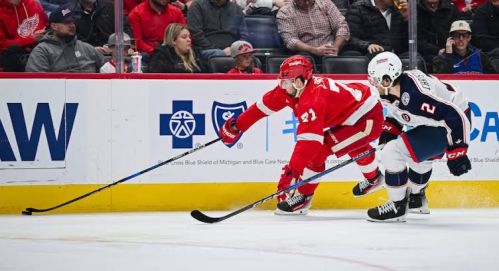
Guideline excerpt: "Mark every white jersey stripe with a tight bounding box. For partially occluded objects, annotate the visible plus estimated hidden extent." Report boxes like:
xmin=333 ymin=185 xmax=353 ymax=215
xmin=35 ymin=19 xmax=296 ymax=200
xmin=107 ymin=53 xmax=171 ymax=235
xmin=297 ymin=133 xmax=324 ymax=143
xmin=256 ymin=100 xmax=276 ymax=116
xmin=331 ymin=120 xmax=373 ymax=153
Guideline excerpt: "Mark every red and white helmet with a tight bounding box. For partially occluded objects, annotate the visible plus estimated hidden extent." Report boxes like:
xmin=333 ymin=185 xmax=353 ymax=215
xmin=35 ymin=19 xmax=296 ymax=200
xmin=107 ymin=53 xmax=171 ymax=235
xmin=278 ymin=55 xmax=313 ymax=81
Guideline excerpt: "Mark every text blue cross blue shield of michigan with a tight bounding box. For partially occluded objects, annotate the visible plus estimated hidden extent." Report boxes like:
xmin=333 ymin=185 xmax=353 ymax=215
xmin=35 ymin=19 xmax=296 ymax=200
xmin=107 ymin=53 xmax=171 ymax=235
xmin=159 ymin=101 xmax=205 ymax=148
xmin=212 ymin=101 xmax=247 ymax=147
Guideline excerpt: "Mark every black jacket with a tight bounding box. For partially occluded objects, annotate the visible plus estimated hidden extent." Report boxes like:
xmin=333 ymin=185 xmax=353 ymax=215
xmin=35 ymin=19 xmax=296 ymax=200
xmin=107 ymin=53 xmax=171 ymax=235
xmin=471 ymin=2 xmax=499 ymax=53
xmin=72 ymin=0 xmax=133 ymax=47
xmin=148 ymin=44 xmax=207 ymax=73
xmin=417 ymin=0 xmax=459 ymax=57
xmin=346 ymin=0 xmax=408 ymax=54
xmin=186 ymin=0 xmax=249 ymax=50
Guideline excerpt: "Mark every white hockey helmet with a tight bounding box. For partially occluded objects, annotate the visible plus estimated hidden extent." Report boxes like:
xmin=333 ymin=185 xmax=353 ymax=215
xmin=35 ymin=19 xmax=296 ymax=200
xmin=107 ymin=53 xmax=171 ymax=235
xmin=367 ymin=52 xmax=402 ymax=89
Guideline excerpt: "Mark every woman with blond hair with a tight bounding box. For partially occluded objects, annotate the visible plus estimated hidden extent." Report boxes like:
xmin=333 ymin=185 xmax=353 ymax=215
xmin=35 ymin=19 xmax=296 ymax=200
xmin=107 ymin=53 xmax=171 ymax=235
xmin=148 ymin=23 xmax=207 ymax=73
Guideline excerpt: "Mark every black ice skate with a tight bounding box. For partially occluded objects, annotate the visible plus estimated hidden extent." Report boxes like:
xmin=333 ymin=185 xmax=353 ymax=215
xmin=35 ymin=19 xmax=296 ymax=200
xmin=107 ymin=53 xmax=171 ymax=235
xmin=352 ymin=171 xmax=384 ymax=197
xmin=367 ymin=197 xmax=408 ymax=222
xmin=275 ymin=193 xmax=313 ymax=215
xmin=409 ymin=190 xmax=430 ymax=214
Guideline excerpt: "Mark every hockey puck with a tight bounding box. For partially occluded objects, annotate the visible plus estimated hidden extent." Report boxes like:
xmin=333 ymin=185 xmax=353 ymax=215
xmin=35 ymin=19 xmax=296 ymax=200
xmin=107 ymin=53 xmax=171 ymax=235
xmin=21 ymin=210 xmax=32 ymax=216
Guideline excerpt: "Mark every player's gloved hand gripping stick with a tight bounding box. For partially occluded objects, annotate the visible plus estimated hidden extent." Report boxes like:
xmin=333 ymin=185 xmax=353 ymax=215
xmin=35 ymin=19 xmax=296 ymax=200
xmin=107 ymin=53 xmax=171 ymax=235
xmin=22 ymin=138 xmax=222 ymax=215
xmin=191 ymin=147 xmax=379 ymax=224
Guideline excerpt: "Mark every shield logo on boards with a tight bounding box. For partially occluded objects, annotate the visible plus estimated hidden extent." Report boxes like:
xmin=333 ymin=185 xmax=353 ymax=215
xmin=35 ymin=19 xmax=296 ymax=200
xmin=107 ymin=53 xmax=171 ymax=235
xmin=212 ymin=101 xmax=247 ymax=147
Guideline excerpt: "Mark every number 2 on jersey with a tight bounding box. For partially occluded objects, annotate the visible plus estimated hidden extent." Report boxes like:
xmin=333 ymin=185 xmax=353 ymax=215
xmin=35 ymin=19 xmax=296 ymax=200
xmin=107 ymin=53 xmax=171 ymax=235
xmin=421 ymin=103 xmax=436 ymax=114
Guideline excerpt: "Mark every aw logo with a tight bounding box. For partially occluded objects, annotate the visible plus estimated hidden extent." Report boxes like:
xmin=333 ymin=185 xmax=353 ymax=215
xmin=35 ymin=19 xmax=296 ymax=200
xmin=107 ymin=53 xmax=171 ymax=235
xmin=0 ymin=103 xmax=78 ymax=166
xmin=160 ymin=100 xmax=205 ymax=148
xmin=212 ymin=101 xmax=247 ymax=147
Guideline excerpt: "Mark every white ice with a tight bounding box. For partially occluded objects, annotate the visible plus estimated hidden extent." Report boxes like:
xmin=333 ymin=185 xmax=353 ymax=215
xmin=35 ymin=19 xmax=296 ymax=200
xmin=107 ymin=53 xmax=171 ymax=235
xmin=1 ymin=209 xmax=498 ymax=271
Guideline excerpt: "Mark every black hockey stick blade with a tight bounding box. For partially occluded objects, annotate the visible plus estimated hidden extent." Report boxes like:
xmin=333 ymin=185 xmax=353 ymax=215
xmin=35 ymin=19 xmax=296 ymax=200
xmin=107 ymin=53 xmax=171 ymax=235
xmin=191 ymin=147 xmax=377 ymax=224
xmin=22 ymin=138 xmax=222 ymax=215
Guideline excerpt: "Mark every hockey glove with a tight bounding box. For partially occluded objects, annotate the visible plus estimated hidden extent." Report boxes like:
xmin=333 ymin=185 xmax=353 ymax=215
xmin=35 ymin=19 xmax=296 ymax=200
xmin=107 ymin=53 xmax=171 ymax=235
xmin=219 ymin=117 xmax=242 ymax=146
xmin=446 ymin=144 xmax=471 ymax=176
xmin=277 ymin=165 xmax=302 ymax=202
xmin=379 ymin=117 xmax=402 ymax=146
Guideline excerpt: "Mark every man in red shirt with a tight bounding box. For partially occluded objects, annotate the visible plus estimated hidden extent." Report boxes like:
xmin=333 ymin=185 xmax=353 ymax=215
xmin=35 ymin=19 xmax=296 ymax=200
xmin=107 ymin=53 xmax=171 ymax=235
xmin=219 ymin=55 xmax=385 ymax=215
xmin=0 ymin=0 xmax=48 ymax=71
xmin=128 ymin=0 xmax=186 ymax=54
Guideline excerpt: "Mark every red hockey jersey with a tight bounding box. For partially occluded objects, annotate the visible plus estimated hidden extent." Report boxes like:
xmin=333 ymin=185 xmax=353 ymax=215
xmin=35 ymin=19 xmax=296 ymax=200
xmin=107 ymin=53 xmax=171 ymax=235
xmin=236 ymin=76 xmax=379 ymax=174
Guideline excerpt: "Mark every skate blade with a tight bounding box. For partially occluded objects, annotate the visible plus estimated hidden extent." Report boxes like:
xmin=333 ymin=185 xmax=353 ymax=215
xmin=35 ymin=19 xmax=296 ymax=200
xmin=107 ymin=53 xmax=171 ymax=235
xmin=409 ymin=208 xmax=430 ymax=214
xmin=274 ymin=208 xmax=308 ymax=216
xmin=367 ymin=216 xmax=407 ymax=223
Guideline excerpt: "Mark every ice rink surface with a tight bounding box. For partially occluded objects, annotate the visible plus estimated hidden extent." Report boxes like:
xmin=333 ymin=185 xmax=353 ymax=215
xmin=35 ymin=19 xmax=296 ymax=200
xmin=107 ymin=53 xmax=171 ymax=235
xmin=1 ymin=209 xmax=498 ymax=271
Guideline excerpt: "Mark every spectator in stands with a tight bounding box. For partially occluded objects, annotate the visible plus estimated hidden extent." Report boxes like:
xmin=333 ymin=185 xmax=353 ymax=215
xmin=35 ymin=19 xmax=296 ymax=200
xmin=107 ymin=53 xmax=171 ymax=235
xmin=345 ymin=0 xmax=408 ymax=59
xmin=451 ymin=0 xmax=486 ymax=19
xmin=0 ymin=0 xmax=48 ymax=71
xmin=417 ymin=0 xmax=459 ymax=72
xmin=25 ymin=6 xmax=104 ymax=72
xmin=234 ymin=0 xmax=289 ymax=15
xmin=128 ymin=0 xmax=186 ymax=54
xmin=227 ymin=40 xmax=263 ymax=73
xmin=72 ymin=0 xmax=133 ymax=55
xmin=124 ymin=0 xmax=143 ymax=15
xmin=100 ymin=32 xmax=134 ymax=73
xmin=276 ymin=0 xmax=350 ymax=59
xmin=471 ymin=0 xmax=499 ymax=59
xmin=433 ymin=20 xmax=496 ymax=73
xmin=39 ymin=0 xmax=76 ymax=16
xmin=187 ymin=0 xmax=249 ymax=60
xmin=147 ymin=23 xmax=207 ymax=73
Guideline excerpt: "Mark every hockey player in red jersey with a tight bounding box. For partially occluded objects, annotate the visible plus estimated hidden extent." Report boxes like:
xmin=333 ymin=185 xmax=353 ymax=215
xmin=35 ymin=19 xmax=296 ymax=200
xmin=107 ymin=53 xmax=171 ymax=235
xmin=219 ymin=55 xmax=385 ymax=215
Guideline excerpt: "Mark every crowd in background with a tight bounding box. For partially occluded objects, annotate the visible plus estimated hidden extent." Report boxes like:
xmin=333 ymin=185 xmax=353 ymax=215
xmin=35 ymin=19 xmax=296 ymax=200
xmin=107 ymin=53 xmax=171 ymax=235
xmin=0 ymin=0 xmax=498 ymax=74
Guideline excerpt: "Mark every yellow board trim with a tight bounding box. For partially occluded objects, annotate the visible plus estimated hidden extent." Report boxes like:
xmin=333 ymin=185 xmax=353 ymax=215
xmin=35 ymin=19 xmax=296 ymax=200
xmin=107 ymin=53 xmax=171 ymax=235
xmin=1 ymin=181 xmax=498 ymax=214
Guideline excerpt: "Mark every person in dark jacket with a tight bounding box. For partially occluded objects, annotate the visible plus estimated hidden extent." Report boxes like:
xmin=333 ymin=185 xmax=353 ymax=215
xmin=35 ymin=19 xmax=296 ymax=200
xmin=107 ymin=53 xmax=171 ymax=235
xmin=433 ymin=20 xmax=496 ymax=73
xmin=186 ymin=0 xmax=249 ymax=60
xmin=471 ymin=0 xmax=499 ymax=59
xmin=72 ymin=0 xmax=133 ymax=55
xmin=417 ymin=0 xmax=459 ymax=72
xmin=345 ymin=0 xmax=408 ymax=58
xmin=148 ymin=23 xmax=206 ymax=73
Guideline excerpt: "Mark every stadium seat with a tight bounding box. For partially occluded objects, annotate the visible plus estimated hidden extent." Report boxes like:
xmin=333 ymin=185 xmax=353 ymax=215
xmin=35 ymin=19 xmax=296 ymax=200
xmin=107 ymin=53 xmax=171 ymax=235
xmin=400 ymin=56 xmax=427 ymax=73
xmin=265 ymin=55 xmax=317 ymax=74
xmin=322 ymin=56 xmax=369 ymax=74
xmin=208 ymin=56 xmax=262 ymax=73
xmin=491 ymin=59 xmax=499 ymax=74
xmin=245 ymin=15 xmax=284 ymax=49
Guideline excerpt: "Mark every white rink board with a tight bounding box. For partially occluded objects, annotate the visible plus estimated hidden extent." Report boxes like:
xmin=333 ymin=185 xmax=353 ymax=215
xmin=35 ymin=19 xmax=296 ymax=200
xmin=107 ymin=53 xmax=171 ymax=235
xmin=0 ymin=78 xmax=497 ymax=184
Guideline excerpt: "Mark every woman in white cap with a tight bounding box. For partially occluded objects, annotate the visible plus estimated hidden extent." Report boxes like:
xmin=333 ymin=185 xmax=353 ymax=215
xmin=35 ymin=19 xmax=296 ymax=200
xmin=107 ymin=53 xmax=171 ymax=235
xmin=227 ymin=40 xmax=263 ymax=74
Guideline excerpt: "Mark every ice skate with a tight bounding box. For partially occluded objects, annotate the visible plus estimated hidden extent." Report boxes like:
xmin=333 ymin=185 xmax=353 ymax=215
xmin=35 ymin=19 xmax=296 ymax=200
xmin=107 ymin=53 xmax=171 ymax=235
xmin=353 ymin=171 xmax=384 ymax=197
xmin=275 ymin=192 xmax=313 ymax=215
xmin=367 ymin=197 xmax=408 ymax=222
xmin=409 ymin=190 xmax=430 ymax=214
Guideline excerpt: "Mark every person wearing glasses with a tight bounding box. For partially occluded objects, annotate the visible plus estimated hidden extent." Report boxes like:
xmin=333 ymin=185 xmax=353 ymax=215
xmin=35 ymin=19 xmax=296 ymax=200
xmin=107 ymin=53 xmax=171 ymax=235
xmin=433 ymin=20 xmax=496 ymax=73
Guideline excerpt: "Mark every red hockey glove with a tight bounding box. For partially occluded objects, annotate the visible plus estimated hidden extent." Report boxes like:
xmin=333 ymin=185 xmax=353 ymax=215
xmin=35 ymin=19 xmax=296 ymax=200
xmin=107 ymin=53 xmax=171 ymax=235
xmin=378 ymin=117 xmax=402 ymax=146
xmin=446 ymin=144 xmax=471 ymax=176
xmin=219 ymin=117 xmax=241 ymax=146
xmin=277 ymin=165 xmax=302 ymax=202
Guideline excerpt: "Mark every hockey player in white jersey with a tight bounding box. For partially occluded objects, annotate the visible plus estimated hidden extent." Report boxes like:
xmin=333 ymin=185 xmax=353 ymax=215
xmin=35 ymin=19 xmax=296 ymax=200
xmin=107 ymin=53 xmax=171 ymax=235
xmin=359 ymin=52 xmax=472 ymax=222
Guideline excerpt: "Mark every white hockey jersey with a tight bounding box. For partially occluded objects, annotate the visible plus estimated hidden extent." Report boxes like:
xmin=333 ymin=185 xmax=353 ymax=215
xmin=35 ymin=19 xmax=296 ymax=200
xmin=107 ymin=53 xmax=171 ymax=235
xmin=382 ymin=70 xmax=470 ymax=146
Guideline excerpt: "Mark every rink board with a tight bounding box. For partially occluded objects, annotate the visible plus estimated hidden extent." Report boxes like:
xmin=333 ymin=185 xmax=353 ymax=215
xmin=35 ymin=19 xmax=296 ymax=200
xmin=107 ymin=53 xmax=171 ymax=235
xmin=0 ymin=74 xmax=498 ymax=214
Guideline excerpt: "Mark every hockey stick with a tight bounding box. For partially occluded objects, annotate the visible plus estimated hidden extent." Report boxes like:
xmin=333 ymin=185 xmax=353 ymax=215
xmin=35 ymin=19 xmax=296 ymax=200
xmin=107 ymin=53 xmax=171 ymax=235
xmin=191 ymin=147 xmax=377 ymax=223
xmin=22 ymin=138 xmax=222 ymax=215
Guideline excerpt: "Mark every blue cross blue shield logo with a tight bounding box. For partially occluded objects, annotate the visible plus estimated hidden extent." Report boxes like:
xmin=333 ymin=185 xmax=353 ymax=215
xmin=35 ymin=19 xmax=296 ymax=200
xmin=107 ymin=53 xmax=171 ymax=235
xmin=160 ymin=100 xmax=205 ymax=148
xmin=212 ymin=101 xmax=247 ymax=147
